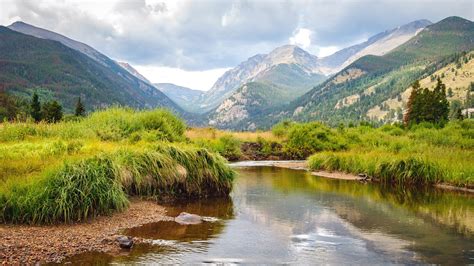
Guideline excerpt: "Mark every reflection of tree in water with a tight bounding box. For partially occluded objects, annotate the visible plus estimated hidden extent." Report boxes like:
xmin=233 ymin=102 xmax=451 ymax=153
xmin=256 ymin=167 xmax=474 ymax=264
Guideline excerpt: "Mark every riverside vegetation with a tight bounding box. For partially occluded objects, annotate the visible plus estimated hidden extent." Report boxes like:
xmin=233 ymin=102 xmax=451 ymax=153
xmin=1 ymin=80 xmax=472 ymax=225
xmin=0 ymin=108 xmax=234 ymax=224
xmin=188 ymin=119 xmax=473 ymax=188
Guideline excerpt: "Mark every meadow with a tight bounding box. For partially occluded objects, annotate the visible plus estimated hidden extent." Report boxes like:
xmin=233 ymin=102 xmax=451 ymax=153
xmin=0 ymin=108 xmax=234 ymax=224
xmin=188 ymin=120 xmax=474 ymax=187
xmin=1 ymin=107 xmax=472 ymax=224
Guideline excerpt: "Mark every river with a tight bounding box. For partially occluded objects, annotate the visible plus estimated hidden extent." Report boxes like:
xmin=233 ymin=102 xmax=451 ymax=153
xmin=66 ymin=164 xmax=474 ymax=264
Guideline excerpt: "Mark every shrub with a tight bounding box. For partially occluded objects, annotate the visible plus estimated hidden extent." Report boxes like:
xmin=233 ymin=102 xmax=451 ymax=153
xmin=284 ymin=122 xmax=347 ymax=158
xmin=271 ymin=120 xmax=295 ymax=138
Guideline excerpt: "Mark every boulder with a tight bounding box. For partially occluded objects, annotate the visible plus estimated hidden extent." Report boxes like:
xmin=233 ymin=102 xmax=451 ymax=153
xmin=116 ymin=236 xmax=133 ymax=249
xmin=175 ymin=212 xmax=203 ymax=225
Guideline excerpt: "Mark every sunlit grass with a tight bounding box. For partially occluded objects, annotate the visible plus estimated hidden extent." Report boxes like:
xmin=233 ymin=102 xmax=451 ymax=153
xmin=0 ymin=108 xmax=234 ymax=224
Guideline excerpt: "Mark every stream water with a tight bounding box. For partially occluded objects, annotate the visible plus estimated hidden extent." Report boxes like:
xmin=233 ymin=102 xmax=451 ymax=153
xmin=66 ymin=164 xmax=474 ymax=264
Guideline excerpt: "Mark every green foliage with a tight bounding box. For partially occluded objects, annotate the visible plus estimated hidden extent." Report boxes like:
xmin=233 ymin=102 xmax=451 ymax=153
xmin=88 ymin=108 xmax=186 ymax=142
xmin=0 ymin=107 xmax=186 ymax=142
xmin=308 ymin=119 xmax=474 ymax=187
xmin=0 ymin=26 xmax=180 ymax=113
xmin=41 ymin=100 xmax=63 ymax=123
xmin=405 ymin=78 xmax=449 ymax=126
xmin=0 ymin=92 xmax=28 ymax=121
xmin=30 ymin=93 xmax=42 ymax=122
xmin=0 ymin=107 xmax=234 ymax=224
xmin=74 ymin=97 xmax=86 ymax=117
xmin=194 ymin=135 xmax=242 ymax=161
xmin=284 ymin=122 xmax=347 ymax=158
xmin=0 ymin=145 xmax=234 ymax=224
xmin=271 ymin=120 xmax=295 ymax=137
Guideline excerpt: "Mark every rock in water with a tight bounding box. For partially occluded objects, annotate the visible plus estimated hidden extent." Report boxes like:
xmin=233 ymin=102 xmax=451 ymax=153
xmin=117 ymin=236 xmax=134 ymax=249
xmin=175 ymin=212 xmax=203 ymax=225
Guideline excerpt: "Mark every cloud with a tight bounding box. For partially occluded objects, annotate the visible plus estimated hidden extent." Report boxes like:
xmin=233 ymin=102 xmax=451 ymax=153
xmin=134 ymin=65 xmax=230 ymax=91
xmin=1 ymin=0 xmax=473 ymax=72
xmin=290 ymin=28 xmax=312 ymax=49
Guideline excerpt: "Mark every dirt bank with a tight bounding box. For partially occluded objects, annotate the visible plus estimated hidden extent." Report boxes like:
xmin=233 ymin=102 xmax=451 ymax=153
xmin=0 ymin=199 xmax=171 ymax=264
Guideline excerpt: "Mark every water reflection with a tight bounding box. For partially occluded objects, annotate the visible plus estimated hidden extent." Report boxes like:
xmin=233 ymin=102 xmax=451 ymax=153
xmin=66 ymin=166 xmax=474 ymax=264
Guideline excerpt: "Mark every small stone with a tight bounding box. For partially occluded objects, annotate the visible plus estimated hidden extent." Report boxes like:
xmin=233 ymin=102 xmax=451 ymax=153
xmin=174 ymin=212 xmax=203 ymax=225
xmin=116 ymin=236 xmax=133 ymax=249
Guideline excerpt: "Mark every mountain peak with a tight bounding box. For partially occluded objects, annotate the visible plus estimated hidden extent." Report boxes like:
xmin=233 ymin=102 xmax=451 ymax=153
xmin=9 ymin=21 xmax=28 ymax=27
xmin=264 ymin=44 xmax=319 ymax=71
xmin=428 ymin=16 xmax=473 ymax=31
xmin=269 ymin=44 xmax=310 ymax=57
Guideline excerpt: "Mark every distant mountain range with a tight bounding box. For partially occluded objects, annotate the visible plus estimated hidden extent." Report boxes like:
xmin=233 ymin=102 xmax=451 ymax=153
xmin=2 ymin=17 xmax=472 ymax=130
xmin=2 ymin=21 xmax=181 ymax=112
xmin=154 ymin=83 xmax=204 ymax=113
xmin=200 ymin=19 xmax=436 ymax=128
xmin=318 ymin=19 xmax=432 ymax=74
xmin=233 ymin=16 xmax=474 ymax=129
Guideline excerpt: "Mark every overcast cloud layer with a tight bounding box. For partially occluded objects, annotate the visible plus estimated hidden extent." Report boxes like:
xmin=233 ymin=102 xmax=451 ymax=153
xmin=1 ymin=0 xmax=473 ymax=89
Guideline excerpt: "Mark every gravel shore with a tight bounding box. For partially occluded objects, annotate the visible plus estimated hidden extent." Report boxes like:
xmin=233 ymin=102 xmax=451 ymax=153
xmin=0 ymin=199 xmax=170 ymax=264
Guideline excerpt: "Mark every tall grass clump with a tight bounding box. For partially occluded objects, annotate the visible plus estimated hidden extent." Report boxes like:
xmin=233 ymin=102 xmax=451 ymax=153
xmin=309 ymin=152 xmax=452 ymax=186
xmin=1 ymin=156 xmax=128 ymax=224
xmin=0 ymin=144 xmax=234 ymax=224
xmin=86 ymin=107 xmax=186 ymax=142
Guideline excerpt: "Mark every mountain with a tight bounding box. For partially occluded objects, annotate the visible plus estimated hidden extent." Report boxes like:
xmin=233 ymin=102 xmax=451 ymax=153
xmin=8 ymin=21 xmax=110 ymax=66
xmin=200 ymin=45 xmax=326 ymax=111
xmin=318 ymin=19 xmax=432 ymax=75
xmin=117 ymin=61 xmax=152 ymax=84
xmin=237 ymin=16 xmax=474 ymax=129
xmin=154 ymin=83 xmax=204 ymax=113
xmin=208 ymin=82 xmax=295 ymax=129
xmin=0 ymin=25 xmax=181 ymax=112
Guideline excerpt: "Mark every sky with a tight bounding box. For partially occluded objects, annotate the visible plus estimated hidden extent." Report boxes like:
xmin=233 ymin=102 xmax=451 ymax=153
xmin=1 ymin=0 xmax=473 ymax=90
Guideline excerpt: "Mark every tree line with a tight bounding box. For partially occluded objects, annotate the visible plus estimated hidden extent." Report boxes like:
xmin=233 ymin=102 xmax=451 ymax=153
xmin=404 ymin=78 xmax=457 ymax=126
xmin=29 ymin=92 xmax=86 ymax=123
xmin=0 ymin=92 xmax=88 ymax=122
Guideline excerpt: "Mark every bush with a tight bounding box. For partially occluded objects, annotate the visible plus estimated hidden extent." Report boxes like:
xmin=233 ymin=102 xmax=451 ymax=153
xmin=271 ymin=120 xmax=295 ymax=137
xmin=284 ymin=122 xmax=347 ymax=158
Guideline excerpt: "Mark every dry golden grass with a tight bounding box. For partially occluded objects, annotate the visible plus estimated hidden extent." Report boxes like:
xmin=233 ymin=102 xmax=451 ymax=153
xmin=186 ymin=127 xmax=281 ymax=142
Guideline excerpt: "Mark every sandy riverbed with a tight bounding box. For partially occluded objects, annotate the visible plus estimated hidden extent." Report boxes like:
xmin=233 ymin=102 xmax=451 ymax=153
xmin=0 ymin=199 xmax=171 ymax=264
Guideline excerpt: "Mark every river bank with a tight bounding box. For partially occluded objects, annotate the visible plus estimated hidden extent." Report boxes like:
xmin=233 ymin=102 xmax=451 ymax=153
xmin=0 ymin=200 xmax=171 ymax=264
xmin=231 ymin=160 xmax=474 ymax=193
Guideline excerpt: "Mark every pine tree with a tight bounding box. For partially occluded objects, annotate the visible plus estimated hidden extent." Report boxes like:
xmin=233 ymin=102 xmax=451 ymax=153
xmin=74 ymin=97 xmax=86 ymax=117
xmin=42 ymin=100 xmax=63 ymax=123
xmin=404 ymin=78 xmax=449 ymax=126
xmin=30 ymin=93 xmax=42 ymax=122
xmin=433 ymin=77 xmax=449 ymax=124
xmin=404 ymin=80 xmax=421 ymax=125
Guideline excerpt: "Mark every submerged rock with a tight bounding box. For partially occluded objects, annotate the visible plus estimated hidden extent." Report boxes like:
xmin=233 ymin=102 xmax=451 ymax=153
xmin=116 ymin=236 xmax=134 ymax=249
xmin=175 ymin=212 xmax=203 ymax=225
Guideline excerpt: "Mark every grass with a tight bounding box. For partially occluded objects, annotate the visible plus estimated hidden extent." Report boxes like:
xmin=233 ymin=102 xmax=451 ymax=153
xmin=308 ymin=120 xmax=474 ymax=187
xmin=0 ymin=108 xmax=234 ymax=224
xmin=186 ymin=120 xmax=473 ymax=188
xmin=186 ymin=127 xmax=281 ymax=142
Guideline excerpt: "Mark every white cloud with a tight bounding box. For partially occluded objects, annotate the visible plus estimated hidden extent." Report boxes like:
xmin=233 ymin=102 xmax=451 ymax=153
xmin=289 ymin=28 xmax=312 ymax=49
xmin=133 ymin=65 xmax=230 ymax=91
xmin=317 ymin=46 xmax=341 ymax=57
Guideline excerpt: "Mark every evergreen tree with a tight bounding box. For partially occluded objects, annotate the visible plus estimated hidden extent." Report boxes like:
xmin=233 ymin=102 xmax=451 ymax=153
xmin=42 ymin=101 xmax=63 ymax=123
xmin=30 ymin=92 xmax=42 ymax=122
xmin=74 ymin=97 xmax=86 ymax=117
xmin=447 ymin=88 xmax=453 ymax=97
xmin=404 ymin=80 xmax=421 ymax=125
xmin=433 ymin=77 xmax=449 ymax=124
xmin=404 ymin=78 xmax=449 ymax=126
